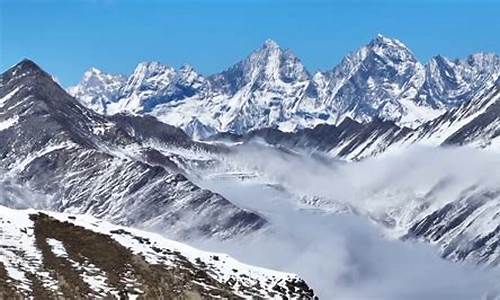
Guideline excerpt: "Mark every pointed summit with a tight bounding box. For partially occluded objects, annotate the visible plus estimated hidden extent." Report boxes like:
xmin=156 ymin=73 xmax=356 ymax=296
xmin=373 ymin=33 xmax=392 ymax=43
xmin=368 ymin=34 xmax=410 ymax=50
xmin=86 ymin=67 xmax=104 ymax=75
xmin=262 ymin=38 xmax=280 ymax=49
xmin=134 ymin=60 xmax=168 ymax=70
xmin=178 ymin=64 xmax=200 ymax=80
xmin=3 ymin=58 xmax=47 ymax=80
xmin=14 ymin=58 xmax=41 ymax=70
xmin=68 ymin=67 xmax=127 ymax=114
xmin=210 ymin=37 xmax=309 ymax=95
xmin=364 ymin=34 xmax=418 ymax=64
xmin=122 ymin=61 xmax=176 ymax=96
xmin=0 ymin=58 xmax=105 ymax=132
xmin=1 ymin=59 xmax=58 ymax=93
xmin=179 ymin=64 xmax=196 ymax=73
xmin=177 ymin=64 xmax=206 ymax=86
xmin=129 ymin=61 xmax=175 ymax=81
xmin=82 ymin=67 xmax=106 ymax=81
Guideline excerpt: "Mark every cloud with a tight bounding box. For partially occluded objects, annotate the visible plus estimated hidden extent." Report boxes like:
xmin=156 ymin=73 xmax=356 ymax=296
xmin=189 ymin=144 xmax=500 ymax=299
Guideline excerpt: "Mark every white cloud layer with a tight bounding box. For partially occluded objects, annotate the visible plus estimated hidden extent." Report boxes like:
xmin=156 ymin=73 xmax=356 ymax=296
xmin=190 ymin=144 xmax=500 ymax=299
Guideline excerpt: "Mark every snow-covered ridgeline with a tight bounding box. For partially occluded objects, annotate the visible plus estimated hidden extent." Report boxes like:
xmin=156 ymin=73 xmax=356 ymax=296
xmin=68 ymin=35 xmax=500 ymax=137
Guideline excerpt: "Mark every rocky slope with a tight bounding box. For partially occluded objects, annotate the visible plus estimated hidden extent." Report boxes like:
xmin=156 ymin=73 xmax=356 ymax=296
xmin=0 ymin=59 xmax=266 ymax=240
xmin=0 ymin=205 xmax=315 ymax=299
xmin=69 ymin=35 xmax=500 ymax=137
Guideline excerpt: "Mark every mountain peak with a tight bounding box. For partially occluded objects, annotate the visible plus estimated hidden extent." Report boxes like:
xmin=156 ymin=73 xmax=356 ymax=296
xmin=75 ymin=67 xmax=125 ymax=88
xmin=86 ymin=67 xmax=103 ymax=74
xmin=126 ymin=61 xmax=176 ymax=87
xmin=82 ymin=67 xmax=106 ymax=81
xmin=430 ymin=54 xmax=453 ymax=65
xmin=179 ymin=63 xmax=195 ymax=72
xmin=15 ymin=58 xmax=40 ymax=69
xmin=369 ymin=34 xmax=409 ymax=50
xmin=1 ymin=59 xmax=55 ymax=90
xmin=374 ymin=33 xmax=390 ymax=41
xmin=262 ymin=38 xmax=280 ymax=49
xmin=134 ymin=61 xmax=171 ymax=72
xmin=363 ymin=34 xmax=418 ymax=64
xmin=6 ymin=59 xmax=46 ymax=78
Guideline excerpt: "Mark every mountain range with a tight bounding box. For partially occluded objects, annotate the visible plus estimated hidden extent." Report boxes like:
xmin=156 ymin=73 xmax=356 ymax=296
xmin=2 ymin=34 xmax=500 ymax=298
xmin=69 ymin=35 xmax=500 ymax=139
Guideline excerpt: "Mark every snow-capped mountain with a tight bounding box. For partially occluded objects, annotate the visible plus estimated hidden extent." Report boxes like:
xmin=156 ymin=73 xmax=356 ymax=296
xmin=68 ymin=62 xmax=211 ymax=117
xmin=109 ymin=61 xmax=212 ymax=115
xmin=229 ymin=75 xmax=500 ymax=160
xmin=417 ymin=53 xmax=500 ymax=107
xmin=69 ymin=35 xmax=500 ymax=137
xmin=315 ymin=34 xmax=433 ymax=126
xmin=110 ymin=38 xmax=313 ymax=137
xmin=198 ymin=38 xmax=311 ymax=133
xmin=0 ymin=59 xmax=266 ymax=240
xmin=67 ymin=67 xmax=126 ymax=114
xmin=0 ymin=205 xmax=314 ymax=298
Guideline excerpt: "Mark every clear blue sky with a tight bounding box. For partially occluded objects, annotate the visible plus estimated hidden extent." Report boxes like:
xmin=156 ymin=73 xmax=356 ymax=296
xmin=1 ymin=0 xmax=499 ymax=86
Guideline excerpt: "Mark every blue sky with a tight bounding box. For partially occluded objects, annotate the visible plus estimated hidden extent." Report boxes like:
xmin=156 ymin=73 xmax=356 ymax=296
xmin=1 ymin=0 xmax=499 ymax=86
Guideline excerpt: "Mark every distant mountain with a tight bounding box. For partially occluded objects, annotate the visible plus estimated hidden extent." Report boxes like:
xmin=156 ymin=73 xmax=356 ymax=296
xmin=0 ymin=59 xmax=266 ymax=240
xmin=418 ymin=53 xmax=500 ymax=107
xmin=227 ymin=79 xmax=500 ymax=160
xmin=67 ymin=67 xmax=126 ymax=114
xmin=69 ymin=35 xmax=500 ymax=137
xmin=314 ymin=34 xmax=432 ymax=126
xmin=0 ymin=205 xmax=314 ymax=299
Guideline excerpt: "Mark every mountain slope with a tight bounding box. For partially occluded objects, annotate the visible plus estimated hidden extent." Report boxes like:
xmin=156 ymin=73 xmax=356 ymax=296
xmin=0 ymin=59 xmax=266 ymax=240
xmin=0 ymin=205 xmax=315 ymax=299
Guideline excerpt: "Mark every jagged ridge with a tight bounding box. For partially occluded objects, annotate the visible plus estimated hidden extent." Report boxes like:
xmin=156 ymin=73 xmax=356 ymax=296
xmin=68 ymin=35 xmax=500 ymax=137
